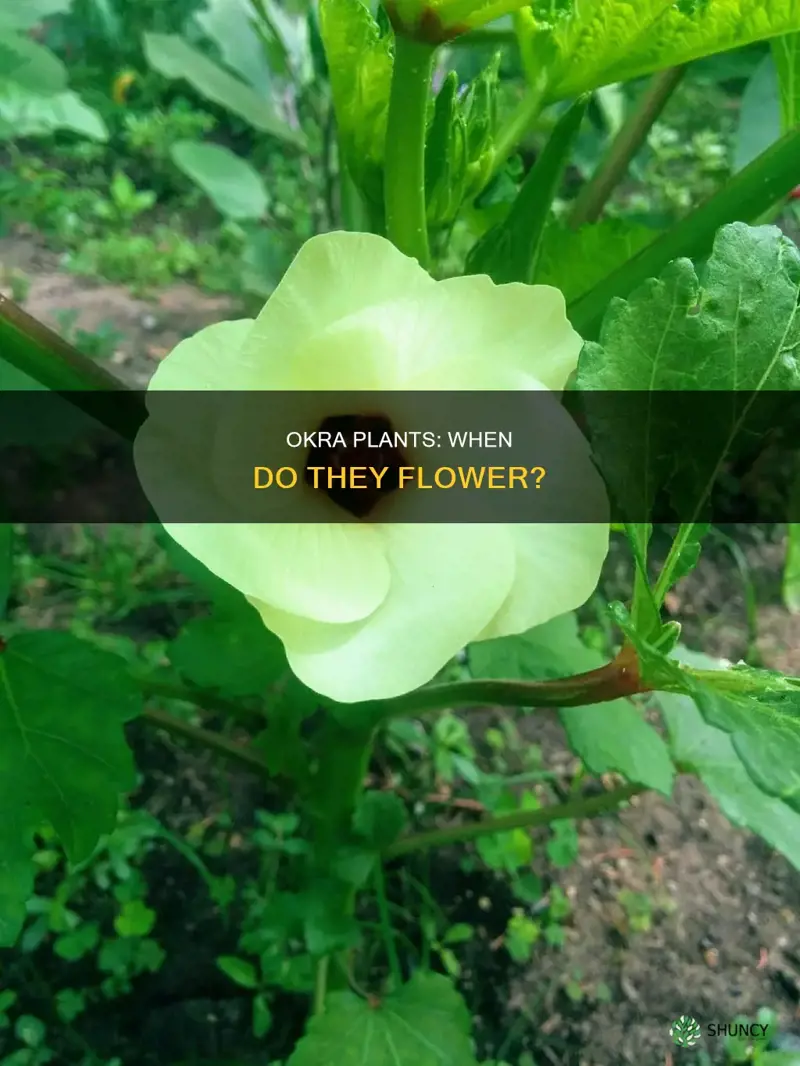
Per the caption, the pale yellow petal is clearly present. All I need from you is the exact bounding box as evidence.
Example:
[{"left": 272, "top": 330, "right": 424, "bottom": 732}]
[
  {"left": 156, "top": 521, "right": 390, "bottom": 624},
  {"left": 385, "top": 274, "right": 582, "bottom": 390},
  {"left": 144, "top": 319, "right": 257, "bottom": 391},
  {"left": 239, "top": 231, "right": 435, "bottom": 389},
  {"left": 249, "top": 523, "right": 516, "bottom": 702},
  {"left": 476, "top": 522, "right": 609, "bottom": 641}
]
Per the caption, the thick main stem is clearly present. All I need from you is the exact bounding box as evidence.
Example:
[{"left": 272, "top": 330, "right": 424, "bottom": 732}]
[{"left": 384, "top": 35, "right": 435, "bottom": 266}]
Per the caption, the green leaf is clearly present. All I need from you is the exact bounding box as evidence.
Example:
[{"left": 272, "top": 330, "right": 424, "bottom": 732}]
[
  {"left": 54, "top": 988, "right": 86, "bottom": 1024},
  {"left": 528, "top": 0, "right": 800, "bottom": 104},
  {"left": 465, "top": 96, "right": 589, "bottom": 284},
  {"left": 255, "top": 677, "right": 321, "bottom": 782},
  {"left": 170, "top": 139, "right": 269, "bottom": 220},
  {"left": 0, "top": 31, "right": 66, "bottom": 94},
  {"left": 169, "top": 598, "right": 288, "bottom": 698},
  {"left": 477, "top": 791, "right": 538, "bottom": 872},
  {"left": 569, "top": 129, "right": 800, "bottom": 336},
  {"left": 0, "top": 632, "right": 139, "bottom": 946},
  {"left": 194, "top": 0, "right": 273, "bottom": 95},
  {"left": 217, "top": 955, "right": 259, "bottom": 989},
  {"left": 734, "top": 53, "right": 781, "bottom": 172},
  {"left": 612, "top": 603, "right": 800, "bottom": 813},
  {"left": 657, "top": 523, "right": 711, "bottom": 600},
  {"left": 0, "top": 524, "right": 11, "bottom": 620},
  {"left": 318, "top": 0, "right": 392, "bottom": 206},
  {"left": 658, "top": 649, "right": 800, "bottom": 873},
  {"left": 624, "top": 523, "right": 661, "bottom": 640},
  {"left": 560, "top": 701, "right": 674, "bottom": 795},
  {"left": 54, "top": 920, "right": 100, "bottom": 960},
  {"left": 301, "top": 883, "right": 362, "bottom": 955},
  {"left": 114, "top": 899, "right": 156, "bottom": 937},
  {"left": 470, "top": 614, "right": 675, "bottom": 795},
  {"left": 253, "top": 992, "right": 273, "bottom": 1037},
  {"left": 536, "top": 218, "right": 658, "bottom": 305},
  {"left": 443, "top": 922, "right": 474, "bottom": 945},
  {"left": 773, "top": 31, "right": 800, "bottom": 129},
  {"left": 687, "top": 668, "right": 800, "bottom": 813},
  {"left": 352, "top": 791, "right": 408, "bottom": 850},
  {"left": 287, "top": 971, "right": 479, "bottom": 1066},
  {"left": 15, "top": 1014, "right": 45, "bottom": 1048},
  {"left": 546, "top": 818, "right": 580, "bottom": 867},
  {"left": 576, "top": 223, "right": 800, "bottom": 523},
  {"left": 0, "top": 82, "right": 107, "bottom": 140},
  {"left": 157, "top": 526, "right": 243, "bottom": 610},
  {"left": 0, "top": 0, "right": 72, "bottom": 29},
  {"left": 142, "top": 33, "right": 305, "bottom": 148}
]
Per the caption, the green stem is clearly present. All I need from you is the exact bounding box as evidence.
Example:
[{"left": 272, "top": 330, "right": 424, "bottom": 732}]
[
  {"left": 0, "top": 294, "right": 145, "bottom": 442},
  {"left": 374, "top": 860, "right": 402, "bottom": 988},
  {"left": 0, "top": 295, "right": 129, "bottom": 394},
  {"left": 142, "top": 706, "right": 268, "bottom": 774},
  {"left": 384, "top": 35, "right": 435, "bottom": 265},
  {"left": 386, "top": 782, "right": 644, "bottom": 857},
  {"left": 305, "top": 721, "right": 377, "bottom": 992},
  {"left": 313, "top": 956, "right": 329, "bottom": 1014},
  {"left": 135, "top": 674, "right": 265, "bottom": 728},
  {"left": 652, "top": 522, "right": 699, "bottom": 608},
  {"left": 569, "top": 66, "right": 686, "bottom": 228}
]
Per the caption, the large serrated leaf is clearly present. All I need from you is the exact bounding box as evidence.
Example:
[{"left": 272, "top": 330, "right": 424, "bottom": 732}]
[
  {"left": 528, "top": 0, "right": 800, "bottom": 104},
  {"left": 689, "top": 671, "right": 800, "bottom": 813},
  {"left": 470, "top": 613, "right": 675, "bottom": 795},
  {"left": 287, "top": 971, "right": 479, "bottom": 1066},
  {"left": 576, "top": 223, "right": 800, "bottom": 524},
  {"left": 0, "top": 632, "right": 140, "bottom": 945},
  {"left": 659, "top": 649, "right": 800, "bottom": 872},
  {"left": 613, "top": 604, "right": 800, "bottom": 815},
  {"left": 142, "top": 33, "right": 305, "bottom": 148}
]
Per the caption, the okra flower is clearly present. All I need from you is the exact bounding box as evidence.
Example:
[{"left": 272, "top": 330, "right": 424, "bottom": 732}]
[{"left": 135, "top": 232, "right": 609, "bottom": 704}]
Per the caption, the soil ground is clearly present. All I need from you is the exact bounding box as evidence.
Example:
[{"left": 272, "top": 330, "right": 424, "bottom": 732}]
[{"left": 2, "top": 232, "right": 800, "bottom": 1066}]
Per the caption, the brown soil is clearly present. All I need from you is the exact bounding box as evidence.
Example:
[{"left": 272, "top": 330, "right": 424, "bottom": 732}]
[{"left": 0, "top": 232, "right": 237, "bottom": 387}]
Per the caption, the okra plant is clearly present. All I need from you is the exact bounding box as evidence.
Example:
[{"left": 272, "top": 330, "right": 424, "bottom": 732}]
[{"left": 2, "top": 1, "right": 800, "bottom": 1063}]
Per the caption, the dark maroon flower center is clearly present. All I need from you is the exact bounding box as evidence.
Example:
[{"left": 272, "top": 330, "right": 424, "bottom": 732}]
[{"left": 304, "top": 413, "right": 408, "bottom": 518}]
